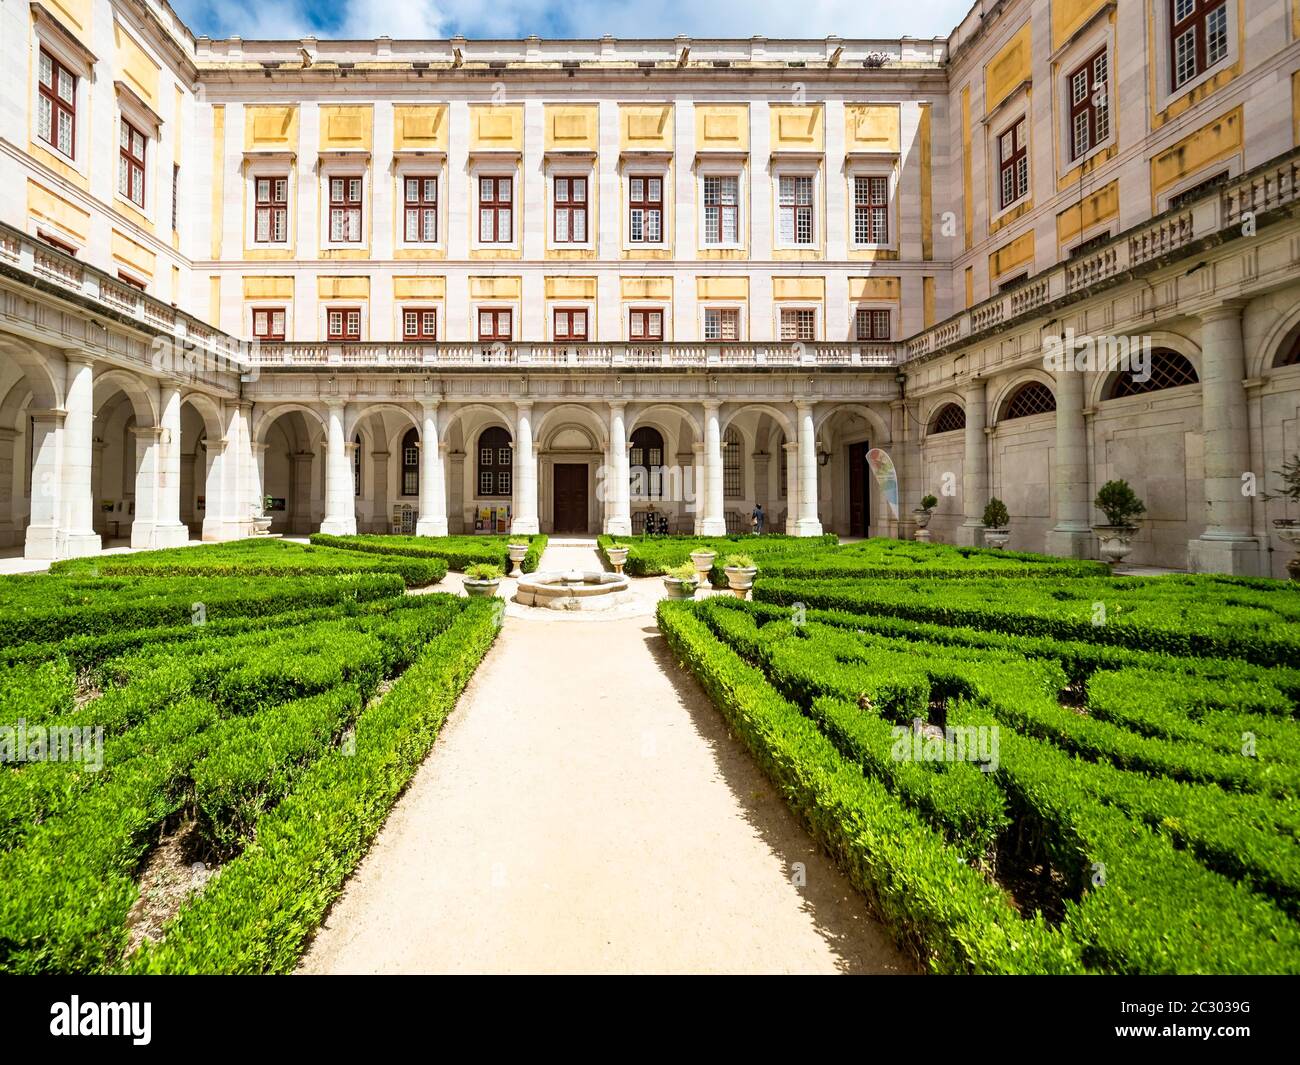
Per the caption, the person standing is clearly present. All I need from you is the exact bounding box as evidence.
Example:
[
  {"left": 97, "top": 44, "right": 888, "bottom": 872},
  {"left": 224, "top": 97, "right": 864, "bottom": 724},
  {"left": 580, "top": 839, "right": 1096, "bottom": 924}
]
[{"left": 751, "top": 502, "right": 765, "bottom": 534}]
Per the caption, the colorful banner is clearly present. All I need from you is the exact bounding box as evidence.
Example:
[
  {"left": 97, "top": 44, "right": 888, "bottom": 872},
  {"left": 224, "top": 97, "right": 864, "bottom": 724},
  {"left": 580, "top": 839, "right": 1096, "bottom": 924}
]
[{"left": 866, "top": 448, "right": 899, "bottom": 520}]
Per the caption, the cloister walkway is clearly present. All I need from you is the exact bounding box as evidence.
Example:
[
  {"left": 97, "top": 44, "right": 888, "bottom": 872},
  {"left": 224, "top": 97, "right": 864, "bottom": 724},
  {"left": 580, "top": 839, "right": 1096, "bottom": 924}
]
[{"left": 299, "top": 539, "right": 914, "bottom": 974}]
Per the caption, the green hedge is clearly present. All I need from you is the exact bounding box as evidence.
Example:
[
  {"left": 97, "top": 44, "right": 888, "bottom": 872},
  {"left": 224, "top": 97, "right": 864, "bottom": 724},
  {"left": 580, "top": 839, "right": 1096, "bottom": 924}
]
[
  {"left": 598, "top": 532, "right": 838, "bottom": 578},
  {"left": 309, "top": 532, "right": 548, "bottom": 573}
]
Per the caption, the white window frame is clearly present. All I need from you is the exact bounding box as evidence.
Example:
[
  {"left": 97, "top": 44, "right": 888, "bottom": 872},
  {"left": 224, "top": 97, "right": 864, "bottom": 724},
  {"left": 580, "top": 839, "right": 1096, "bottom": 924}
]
[
  {"left": 395, "top": 165, "right": 444, "bottom": 252},
  {"left": 548, "top": 163, "right": 595, "bottom": 250},
  {"left": 1156, "top": 156, "right": 1242, "bottom": 213},
  {"left": 470, "top": 164, "right": 520, "bottom": 252},
  {"left": 776, "top": 304, "right": 821, "bottom": 342},
  {"left": 30, "top": 31, "right": 86, "bottom": 168},
  {"left": 115, "top": 96, "right": 159, "bottom": 220},
  {"left": 1153, "top": 0, "right": 1238, "bottom": 112},
  {"left": 772, "top": 163, "right": 822, "bottom": 250},
  {"left": 245, "top": 160, "right": 294, "bottom": 249},
  {"left": 988, "top": 99, "right": 1031, "bottom": 226},
  {"left": 318, "top": 160, "right": 368, "bottom": 250},
  {"left": 696, "top": 164, "right": 744, "bottom": 250},
  {"left": 474, "top": 303, "right": 517, "bottom": 343},
  {"left": 398, "top": 303, "right": 441, "bottom": 342},
  {"left": 549, "top": 303, "right": 595, "bottom": 343},
  {"left": 623, "top": 169, "right": 669, "bottom": 250},
  {"left": 846, "top": 162, "right": 897, "bottom": 251},
  {"left": 701, "top": 305, "right": 744, "bottom": 342}
]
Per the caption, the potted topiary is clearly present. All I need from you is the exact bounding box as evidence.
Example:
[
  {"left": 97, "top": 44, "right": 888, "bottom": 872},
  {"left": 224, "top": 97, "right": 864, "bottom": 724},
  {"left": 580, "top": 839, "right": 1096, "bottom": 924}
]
[
  {"left": 1092, "top": 480, "right": 1147, "bottom": 568},
  {"left": 662, "top": 561, "right": 699, "bottom": 599},
  {"left": 913, "top": 493, "right": 939, "bottom": 543},
  {"left": 689, "top": 545, "right": 717, "bottom": 587},
  {"left": 981, "top": 498, "right": 1010, "bottom": 549},
  {"left": 1263, "top": 453, "right": 1300, "bottom": 579},
  {"left": 506, "top": 536, "right": 530, "bottom": 577},
  {"left": 464, "top": 563, "right": 504, "bottom": 598},
  {"left": 604, "top": 539, "right": 630, "bottom": 575},
  {"left": 723, "top": 553, "right": 758, "bottom": 599}
]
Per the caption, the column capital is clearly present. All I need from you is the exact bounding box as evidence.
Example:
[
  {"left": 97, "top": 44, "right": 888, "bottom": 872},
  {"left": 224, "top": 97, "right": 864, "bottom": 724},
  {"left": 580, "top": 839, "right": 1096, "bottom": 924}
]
[
  {"left": 1198, "top": 299, "right": 1247, "bottom": 324},
  {"left": 515, "top": 399, "right": 534, "bottom": 415},
  {"left": 794, "top": 399, "right": 814, "bottom": 415},
  {"left": 702, "top": 399, "right": 721, "bottom": 413},
  {"left": 783, "top": 440, "right": 799, "bottom": 453},
  {"left": 418, "top": 400, "right": 439, "bottom": 418},
  {"left": 130, "top": 425, "right": 164, "bottom": 440},
  {"left": 608, "top": 400, "right": 626, "bottom": 414},
  {"left": 65, "top": 351, "right": 95, "bottom": 370},
  {"left": 26, "top": 408, "right": 67, "bottom": 424}
]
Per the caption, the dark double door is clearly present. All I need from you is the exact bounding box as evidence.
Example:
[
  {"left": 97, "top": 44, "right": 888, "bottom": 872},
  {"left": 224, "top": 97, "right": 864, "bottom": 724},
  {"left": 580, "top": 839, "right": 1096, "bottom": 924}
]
[
  {"left": 553, "top": 463, "right": 589, "bottom": 533},
  {"left": 848, "top": 442, "right": 871, "bottom": 538}
]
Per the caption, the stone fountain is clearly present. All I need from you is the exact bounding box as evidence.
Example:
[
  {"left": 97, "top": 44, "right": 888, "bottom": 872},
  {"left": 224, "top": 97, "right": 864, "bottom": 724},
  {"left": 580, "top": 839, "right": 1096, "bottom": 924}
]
[{"left": 514, "top": 569, "right": 631, "bottom": 611}]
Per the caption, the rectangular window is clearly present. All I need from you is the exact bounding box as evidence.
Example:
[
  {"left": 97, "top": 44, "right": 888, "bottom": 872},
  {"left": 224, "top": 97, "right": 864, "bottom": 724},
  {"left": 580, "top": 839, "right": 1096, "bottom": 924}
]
[
  {"left": 852, "top": 175, "right": 889, "bottom": 244},
  {"left": 37, "top": 230, "right": 77, "bottom": 256},
  {"left": 478, "top": 308, "right": 512, "bottom": 342},
  {"left": 629, "top": 308, "right": 664, "bottom": 341},
  {"left": 119, "top": 119, "right": 146, "bottom": 208},
  {"left": 403, "top": 176, "right": 438, "bottom": 243},
  {"left": 478, "top": 176, "right": 513, "bottom": 244},
  {"left": 779, "top": 308, "right": 817, "bottom": 341},
  {"left": 253, "top": 307, "right": 287, "bottom": 341},
  {"left": 172, "top": 165, "right": 180, "bottom": 232},
  {"left": 553, "top": 176, "right": 588, "bottom": 243},
  {"left": 702, "top": 175, "right": 739, "bottom": 245},
  {"left": 402, "top": 308, "right": 437, "bottom": 341},
  {"left": 703, "top": 307, "right": 739, "bottom": 341},
  {"left": 854, "top": 308, "right": 890, "bottom": 341},
  {"left": 998, "top": 118, "right": 1029, "bottom": 210},
  {"left": 255, "top": 176, "right": 289, "bottom": 243},
  {"left": 1170, "top": 0, "right": 1229, "bottom": 91},
  {"left": 1067, "top": 49, "right": 1110, "bottom": 161},
  {"left": 327, "top": 307, "right": 361, "bottom": 341},
  {"left": 553, "top": 308, "right": 588, "bottom": 341},
  {"left": 328, "top": 177, "right": 363, "bottom": 243},
  {"left": 117, "top": 272, "right": 146, "bottom": 292},
  {"left": 777, "top": 175, "right": 815, "bottom": 245},
  {"left": 628, "top": 175, "right": 663, "bottom": 243},
  {"left": 37, "top": 50, "right": 75, "bottom": 159},
  {"left": 1168, "top": 169, "right": 1230, "bottom": 210}
]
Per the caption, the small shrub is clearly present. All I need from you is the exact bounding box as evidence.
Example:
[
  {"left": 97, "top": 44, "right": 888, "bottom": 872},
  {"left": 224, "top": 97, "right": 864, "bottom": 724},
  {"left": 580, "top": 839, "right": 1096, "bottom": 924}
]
[
  {"left": 920, "top": 494, "right": 939, "bottom": 511},
  {"left": 1095, "top": 480, "right": 1147, "bottom": 527},
  {"left": 724, "top": 554, "right": 756, "bottom": 570},
  {"left": 982, "top": 498, "right": 1010, "bottom": 529},
  {"left": 465, "top": 564, "right": 503, "bottom": 581}
]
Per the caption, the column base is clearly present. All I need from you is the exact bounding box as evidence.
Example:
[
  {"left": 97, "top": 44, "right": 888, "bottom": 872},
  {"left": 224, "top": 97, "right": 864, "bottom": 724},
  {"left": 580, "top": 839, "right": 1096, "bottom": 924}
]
[
  {"left": 416, "top": 518, "right": 449, "bottom": 537},
  {"left": 61, "top": 530, "right": 102, "bottom": 558},
  {"left": 699, "top": 519, "right": 727, "bottom": 536},
  {"left": 955, "top": 521, "right": 985, "bottom": 547},
  {"left": 319, "top": 518, "right": 357, "bottom": 536},
  {"left": 130, "top": 523, "right": 157, "bottom": 550},
  {"left": 151, "top": 522, "right": 190, "bottom": 548},
  {"left": 1186, "top": 537, "right": 1262, "bottom": 577},
  {"left": 202, "top": 518, "right": 254, "bottom": 541},
  {"left": 894, "top": 518, "right": 917, "bottom": 542},
  {"left": 1045, "top": 527, "right": 1094, "bottom": 559},
  {"left": 605, "top": 519, "right": 632, "bottom": 536},
  {"left": 793, "top": 519, "right": 823, "bottom": 537},
  {"left": 509, "top": 518, "right": 539, "bottom": 535}
]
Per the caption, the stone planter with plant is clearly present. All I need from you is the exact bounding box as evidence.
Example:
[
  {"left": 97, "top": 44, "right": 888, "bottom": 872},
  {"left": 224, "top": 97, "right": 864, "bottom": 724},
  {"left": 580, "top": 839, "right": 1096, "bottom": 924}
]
[
  {"left": 1092, "top": 480, "right": 1147, "bottom": 569},
  {"left": 914, "top": 494, "right": 938, "bottom": 542},
  {"left": 604, "top": 541, "right": 630, "bottom": 575},
  {"left": 981, "top": 498, "right": 1010, "bottom": 549},
  {"left": 464, "top": 563, "right": 504, "bottom": 598},
  {"left": 1263, "top": 453, "right": 1300, "bottom": 579},
  {"left": 662, "top": 562, "right": 699, "bottom": 599},
  {"left": 506, "top": 537, "right": 530, "bottom": 577},
  {"left": 723, "top": 554, "right": 758, "bottom": 599},
  {"left": 689, "top": 546, "right": 717, "bottom": 587}
]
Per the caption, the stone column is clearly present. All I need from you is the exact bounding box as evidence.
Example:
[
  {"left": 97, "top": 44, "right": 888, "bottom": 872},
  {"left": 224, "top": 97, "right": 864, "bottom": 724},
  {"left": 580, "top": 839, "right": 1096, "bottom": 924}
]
[
  {"left": 60, "top": 354, "right": 100, "bottom": 557},
  {"left": 24, "top": 410, "right": 64, "bottom": 559},
  {"left": 957, "top": 378, "right": 988, "bottom": 546},
  {"left": 0, "top": 427, "right": 16, "bottom": 547},
  {"left": 783, "top": 439, "right": 800, "bottom": 534},
  {"left": 151, "top": 385, "right": 188, "bottom": 546},
  {"left": 130, "top": 426, "right": 162, "bottom": 549},
  {"left": 606, "top": 402, "right": 631, "bottom": 535},
  {"left": 371, "top": 450, "right": 390, "bottom": 533},
  {"left": 291, "top": 451, "right": 315, "bottom": 534},
  {"left": 250, "top": 440, "right": 268, "bottom": 527},
  {"left": 700, "top": 401, "right": 726, "bottom": 535},
  {"left": 319, "top": 402, "right": 356, "bottom": 535},
  {"left": 448, "top": 450, "right": 465, "bottom": 534},
  {"left": 1045, "top": 366, "right": 1092, "bottom": 558},
  {"left": 891, "top": 399, "right": 920, "bottom": 541},
  {"left": 1187, "top": 302, "right": 1261, "bottom": 575},
  {"left": 511, "top": 401, "right": 539, "bottom": 535},
  {"left": 795, "top": 401, "right": 822, "bottom": 536},
  {"left": 416, "top": 402, "right": 448, "bottom": 536}
]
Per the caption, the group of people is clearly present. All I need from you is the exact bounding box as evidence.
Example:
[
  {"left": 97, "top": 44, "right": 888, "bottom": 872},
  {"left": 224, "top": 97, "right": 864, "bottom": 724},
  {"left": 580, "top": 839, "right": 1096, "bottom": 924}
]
[{"left": 637, "top": 504, "right": 767, "bottom": 536}]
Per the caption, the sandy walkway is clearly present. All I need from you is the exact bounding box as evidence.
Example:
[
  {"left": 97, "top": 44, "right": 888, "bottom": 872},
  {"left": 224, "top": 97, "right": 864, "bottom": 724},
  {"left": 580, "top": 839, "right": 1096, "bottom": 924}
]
[{"left": 299, "top": 540, "right": 913, "bottom": 975}]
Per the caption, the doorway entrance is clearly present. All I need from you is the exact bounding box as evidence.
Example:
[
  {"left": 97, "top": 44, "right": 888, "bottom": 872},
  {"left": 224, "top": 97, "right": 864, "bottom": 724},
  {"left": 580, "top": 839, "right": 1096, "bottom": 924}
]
[
  {"left": 848, "top": 441, "right": 871, "bottom": 538},
  {"left": 552, "top": 463, "right": 589, "bottom": 533}
]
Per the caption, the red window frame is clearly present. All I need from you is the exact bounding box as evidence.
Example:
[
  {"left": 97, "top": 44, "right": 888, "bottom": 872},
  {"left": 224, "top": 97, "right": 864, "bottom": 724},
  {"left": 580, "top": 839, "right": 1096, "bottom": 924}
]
[
  {"left": 629, "top": 308, "right": 664, "bottom": 342},
  {"left": 403, "top": 176, "right": 438, "bottom": 243},
  {"left": 628, "top": 175, "right": 663, "bottom": 243},
  {"left": 478, "top": 176, "right": 513, "bottom": 244},
  {"left": 255, "top": 176, "right": 289, "bottom": 243},
  {"left": 37, "top": 230, "right": 77, "bottom": 257},
  {"left": 553, "top": 307, "right": 588, "bottom": 342},
  {"left": 402, "top": 308, "right": 438, "bottom": 341},
  {"left": 997, "top": 117, "right": 1029, "bottom": 210},
  {"left": 327, "top": 307, "right": 362, "bottom": 342},
  {"left": 328, "top": 176, "right": 363, "bottom": 243},
  {"left": 38, "top": 50, "right": 76, "bottom": 159},
  {"left": 1170, "top": 0, "right": 1229, "bottom": 92},
  {"left": 478, "top": 307, "right": 512, "bottom": 342},
  {"left": 252, "top": 307, "right": 287, "bottom": 341},
  {"left": 553, "top": 175, "right": 588, "bottom": 243},
  {"left": 855, "top": 308, "right": 890, "bottom": 341},
  {"left": 119, "top": 119, "right": 146, "bottom": 208},
  {"left": 853, "top": 175, "right": 889, "bottom": 244},
  {"left": 1067, "top": 48, "right": 1110, "bottom": 161}
]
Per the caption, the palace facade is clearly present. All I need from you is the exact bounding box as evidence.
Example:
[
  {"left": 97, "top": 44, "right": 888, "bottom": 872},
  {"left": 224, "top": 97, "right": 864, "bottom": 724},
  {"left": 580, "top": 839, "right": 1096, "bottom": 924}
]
[{"left": 1, "top": 0, "right": 1299, "bottom": 574}]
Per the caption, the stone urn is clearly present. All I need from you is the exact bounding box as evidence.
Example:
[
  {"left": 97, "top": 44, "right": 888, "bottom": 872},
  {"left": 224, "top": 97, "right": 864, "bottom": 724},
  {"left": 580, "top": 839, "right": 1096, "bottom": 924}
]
[
  {"left": 605, "top": 546, "right": 630, "bottom": 575},
  {"left": 1093, "top": 524, "right": 1138, "bottom": 568},
  {"left": 724, "top": 564, "right": 758, "bottom": 600},
  {"left": 250, "top": 505, "right": 273, "bottom": 536},
  {"left": 689, "top": 549, "right": 717, "bottom": 587},
  {"left": 982, "top": 528, "right": 1010, "bottom": 550},
  {"left": 662, "top": 575, "right": 698, "bottom": 599},
  {"left": 913, "top": 508, "right": 934, "bottom": 543},
  {"left": 1273, "top": 519, "right": 1300, "bottom": 580},
  {"left": 507, "top": 541, "right": 529, "bottom": 577},
  {"left": 464, "top": 575, "right": 503, "bottom": 598}
]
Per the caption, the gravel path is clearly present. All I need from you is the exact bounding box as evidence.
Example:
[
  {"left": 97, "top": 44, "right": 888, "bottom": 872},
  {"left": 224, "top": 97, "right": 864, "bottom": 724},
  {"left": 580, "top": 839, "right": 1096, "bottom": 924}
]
[{"left": 298, "top": 540, "right": 915, "bottom": 974}]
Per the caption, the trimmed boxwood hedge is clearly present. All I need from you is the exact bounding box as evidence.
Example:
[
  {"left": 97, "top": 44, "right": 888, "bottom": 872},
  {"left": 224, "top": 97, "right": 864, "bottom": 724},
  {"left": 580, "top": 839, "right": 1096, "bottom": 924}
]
[{"left": 309, "top": 532, "right": 548, "bottom": 574}]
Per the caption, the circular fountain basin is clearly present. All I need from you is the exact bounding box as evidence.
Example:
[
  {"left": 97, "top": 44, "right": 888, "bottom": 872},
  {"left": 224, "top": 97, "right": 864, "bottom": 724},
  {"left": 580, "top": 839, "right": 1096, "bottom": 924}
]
[{"left": 514, "top": 570, "right": 631, "bottom": 612}]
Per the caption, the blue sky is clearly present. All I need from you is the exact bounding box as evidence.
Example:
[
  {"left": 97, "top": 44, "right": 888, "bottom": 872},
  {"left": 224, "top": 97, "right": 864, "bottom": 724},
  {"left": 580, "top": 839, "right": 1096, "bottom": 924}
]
[{"left": 170, "top": 0, "right": 975, "bottom": 41}]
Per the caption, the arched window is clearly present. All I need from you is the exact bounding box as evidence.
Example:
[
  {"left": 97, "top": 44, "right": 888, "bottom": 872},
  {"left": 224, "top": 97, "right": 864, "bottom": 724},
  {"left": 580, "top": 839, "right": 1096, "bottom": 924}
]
[
  {"left": 1000, "top": 381, "right": 1057, "bottom": 421},
  {"left": 928, "top": 403, "right": 966, "bottom": 435},
  {"left": 353, "top": 434, "right": 362, "bottom": 496},
  {"left": 1272, "top": 334, "right": 1300, "bottom": 369},
  {"left": 400, "top": 428, "right": 419, "bottom": 496},
  {"left": 477, "top": 426, "right": 512, "bottom": 498},
  {"left": 723, "top": 427, "right": 743, "bottom": 499},
  {"left": 629, "top": 426, "right": 665, "bottom": 499},
  {"left": 1106, "top": 348, "right": 1199, "bottom": 399}
]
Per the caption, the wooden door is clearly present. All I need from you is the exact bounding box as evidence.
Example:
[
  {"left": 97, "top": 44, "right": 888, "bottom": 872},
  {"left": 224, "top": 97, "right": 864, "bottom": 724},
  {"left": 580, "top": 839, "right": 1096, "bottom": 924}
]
[
  {"left": 848, "top": 442, "right": 870, "bottom": 537},
  {"left": 553, "top": 464, "right": 589, "bottom": 533}
]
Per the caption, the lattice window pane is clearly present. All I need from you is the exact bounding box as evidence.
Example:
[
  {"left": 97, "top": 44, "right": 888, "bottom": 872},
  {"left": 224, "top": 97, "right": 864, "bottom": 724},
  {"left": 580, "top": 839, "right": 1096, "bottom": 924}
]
[
  {"left": 1001, "top": 382, "right": 1057, "bottom": 420},
  {"left": 929, "top": 404, "right": 966, "bottom": 435},
  {"left": 1107, "top": 350, "right": 1200, "bottom": 398}
]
